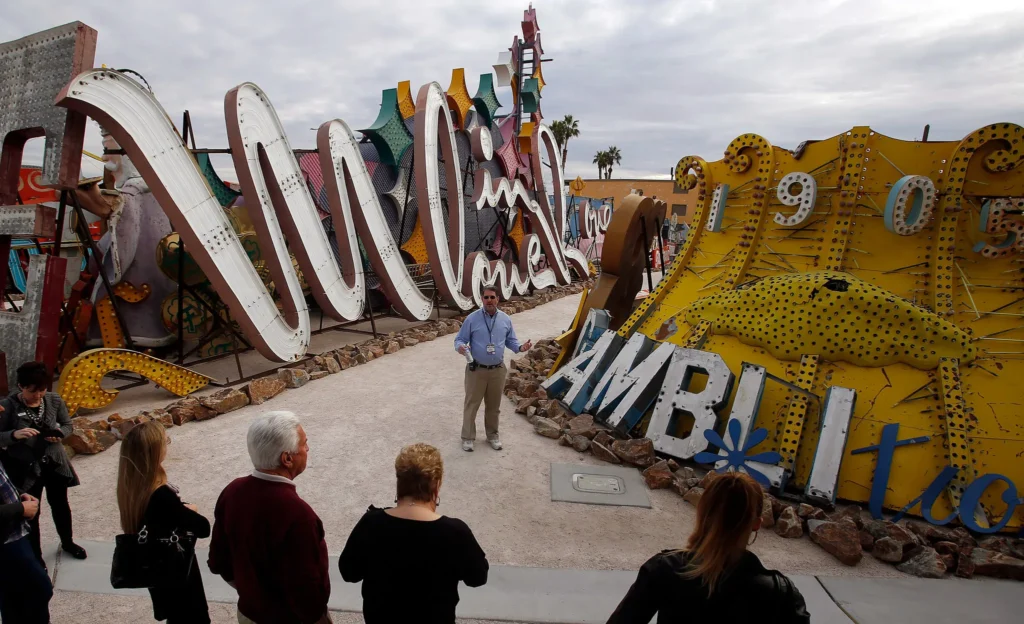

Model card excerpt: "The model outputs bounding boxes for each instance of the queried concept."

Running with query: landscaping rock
[671,475,692,497]
[683,487,704,506]
[310,370,329,380]
[571,435,591,453]
[642,461,674,490]
[978,536,1024,560]
[829,505,864,529]
[775,507,803,538]
[593,431,615,448]
[591,442,620,464]
[385,340,401,354]
[107,413,124,423]
[322,356,341,374]
[516,397,539,414]
[968,548,1024,581]
[797,503,827,521]
[533,417,562,439]
[872,537,904,563]
[66,429,117,454]
[200,388,250,414]
[761,496,776,528]
[166,397,214,425]
[677,466,697,481]
[905,519,956,544]
[558,434,573,447]
[771,496,787,521]
[897,547,947,578]
[245,377,286,405]
[567,414,599,439]
[611,438,656,467]
[859,530,876,551]
[809,520,863,566]
[71,416,110,432]
[279,368,310,388]
[141,409,174,428]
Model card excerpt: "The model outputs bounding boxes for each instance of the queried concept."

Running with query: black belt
[470,362,503,370]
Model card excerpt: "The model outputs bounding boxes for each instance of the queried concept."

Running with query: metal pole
[70,194,136,350]
[655,218,667,273]
[52,189,68,255]
[639,216,654,294]
[922,124,930,142]
[366,297,379,338]
[176,239,185,364]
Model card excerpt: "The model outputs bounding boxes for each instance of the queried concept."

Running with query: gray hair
[247,411,301,470]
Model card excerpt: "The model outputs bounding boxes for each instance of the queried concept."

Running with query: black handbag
[110,524,197,589]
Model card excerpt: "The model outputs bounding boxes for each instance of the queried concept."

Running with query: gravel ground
[49,590,533,624]
[37,294,902,621]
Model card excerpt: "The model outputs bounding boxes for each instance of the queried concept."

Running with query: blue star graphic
[693,418,783,488]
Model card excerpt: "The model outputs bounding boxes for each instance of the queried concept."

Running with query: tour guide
[454,286,532,452]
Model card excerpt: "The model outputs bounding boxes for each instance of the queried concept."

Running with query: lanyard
[482,311,497,344]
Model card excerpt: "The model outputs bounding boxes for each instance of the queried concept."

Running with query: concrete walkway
[43,540,1022,624]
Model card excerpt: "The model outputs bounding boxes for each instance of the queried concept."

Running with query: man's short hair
[481,285,499,298]
[16,361,50,390]
[247,411,301,470]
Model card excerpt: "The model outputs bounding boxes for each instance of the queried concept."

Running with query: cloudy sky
[5,0,1024,181]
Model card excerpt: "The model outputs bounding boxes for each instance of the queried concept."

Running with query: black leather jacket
[607,550,810,623]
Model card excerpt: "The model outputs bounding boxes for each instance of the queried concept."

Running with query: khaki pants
[462,364,507,441]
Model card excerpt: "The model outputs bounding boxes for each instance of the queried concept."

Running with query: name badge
[486,344,496,355]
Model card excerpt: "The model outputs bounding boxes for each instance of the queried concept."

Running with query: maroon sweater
[208,475,330,623]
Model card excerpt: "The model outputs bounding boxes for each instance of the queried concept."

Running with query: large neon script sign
[57,71,591,362]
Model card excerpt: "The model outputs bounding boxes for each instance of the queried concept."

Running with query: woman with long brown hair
[117,420,211,623]
[607,472,810,623]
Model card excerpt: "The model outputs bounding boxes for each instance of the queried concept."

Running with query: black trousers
[0,535,53,624]
[27,476,74,563]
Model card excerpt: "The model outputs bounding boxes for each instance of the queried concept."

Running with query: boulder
[871,537,904,563]
[200,388,250,415]
[71,416,110,432]
[66,429,117,454]
[385,340,401,354]
[571,435,591,453]
[245,377,286,405]
[279,368,310,389]
[322,356,341,374]
[593,431,615,448]
[310,370,329,380]
[859,530,876,551]
[775,507,803,538]
[683,487,704,506]
[611,438,656,468]
[829,505,864,529]
[897,547,948,578]
[978,536,1024,560]
[761,496,776,528]
[166,397,215,425]
[797,503,827,521]
[968,548,1024,581]
[642,461,674,490]
[533,417,562,439]
[904,519,956,544]
[671,475,692,497]
[567,414,599,439]
[591,442,620,464]
[515,397,539,414]
[809,520,863,566]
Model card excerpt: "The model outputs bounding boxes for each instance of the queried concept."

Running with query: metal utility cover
[550,463,651,508]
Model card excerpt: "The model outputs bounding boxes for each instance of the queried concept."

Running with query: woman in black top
[608,472,810,624]
[117,420,211,623]
[0,361,86,562]
[340,443,488,623]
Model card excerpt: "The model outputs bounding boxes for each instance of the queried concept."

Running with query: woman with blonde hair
[116,420,211,623]
[607,471,810,623]
[339,443,489,623]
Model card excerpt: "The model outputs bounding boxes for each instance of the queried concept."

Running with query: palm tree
[593,150,608,179]
[558,115,579,175]
[605,146,622,179]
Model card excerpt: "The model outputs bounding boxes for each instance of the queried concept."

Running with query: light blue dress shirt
[453,308,521,366]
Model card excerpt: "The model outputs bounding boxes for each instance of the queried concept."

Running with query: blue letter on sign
[850,423,930,520]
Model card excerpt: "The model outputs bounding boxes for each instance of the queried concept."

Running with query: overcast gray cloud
[4,0,1023,181]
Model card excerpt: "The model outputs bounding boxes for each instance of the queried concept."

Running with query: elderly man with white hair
[208,411,332,624]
